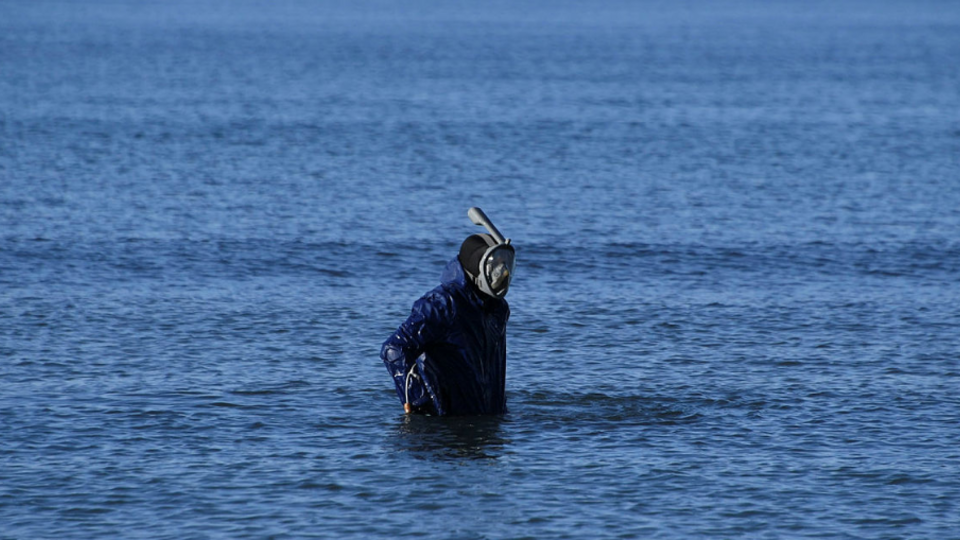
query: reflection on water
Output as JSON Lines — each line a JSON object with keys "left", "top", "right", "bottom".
{"left": 391, "top": 414, "right": 509, "bottom": 461}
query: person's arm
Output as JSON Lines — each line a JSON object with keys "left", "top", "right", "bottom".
{"left": 381, "top": 291, "right": 454, "bottom": 411}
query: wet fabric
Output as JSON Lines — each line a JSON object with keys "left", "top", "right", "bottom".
{"left": 381, "top": 258, "right": 510, "bottom": 416}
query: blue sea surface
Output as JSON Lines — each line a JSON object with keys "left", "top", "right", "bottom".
{"left": 2, "top": 0, "right": 959, "bottom": 538}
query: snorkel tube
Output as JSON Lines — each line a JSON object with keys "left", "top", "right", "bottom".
{"left": 468, "top": 207, "right": 511, "bottom": 246}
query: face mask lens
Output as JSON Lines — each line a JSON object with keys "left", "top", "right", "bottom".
{"left": 484, "top": 247, "right": 515, "bottom": 294}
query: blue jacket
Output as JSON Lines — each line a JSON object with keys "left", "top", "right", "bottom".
{"left": 381, "top": 258, "right": 510, "bottom": 416}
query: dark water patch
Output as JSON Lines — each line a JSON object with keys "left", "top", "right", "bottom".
{"left": 390, "top": 414, "right": 510, "bottom": 461}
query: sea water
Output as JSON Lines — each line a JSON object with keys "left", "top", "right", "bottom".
{"left": 1, "top": 1, "right": 959, "bottom": 538}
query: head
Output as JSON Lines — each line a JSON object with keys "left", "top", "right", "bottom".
{"left": 459, "top": 233, "right": 516, "bottom": 298}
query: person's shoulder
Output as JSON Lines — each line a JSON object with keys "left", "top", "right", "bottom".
{"left": 412, "top": 283, "right": 458, "bottom": 323}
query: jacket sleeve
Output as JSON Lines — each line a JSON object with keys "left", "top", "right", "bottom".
{"left": 381, "top": 290, "right": 455, "bottom": 405}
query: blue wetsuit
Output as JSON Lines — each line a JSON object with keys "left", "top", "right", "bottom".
{"left": 381, "top": 258, "right": 509, "bottom": 416}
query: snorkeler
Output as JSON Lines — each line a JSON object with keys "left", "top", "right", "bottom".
{"left": 381, "top": 208, "right": 516, "bottom": 416}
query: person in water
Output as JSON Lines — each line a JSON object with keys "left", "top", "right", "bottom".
{"left": 381, "top": 208, "right": 516, "bottom": 416}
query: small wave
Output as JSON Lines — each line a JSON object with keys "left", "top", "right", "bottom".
{"left": 229, "top": 380, "right": 311, "bottom": 396}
